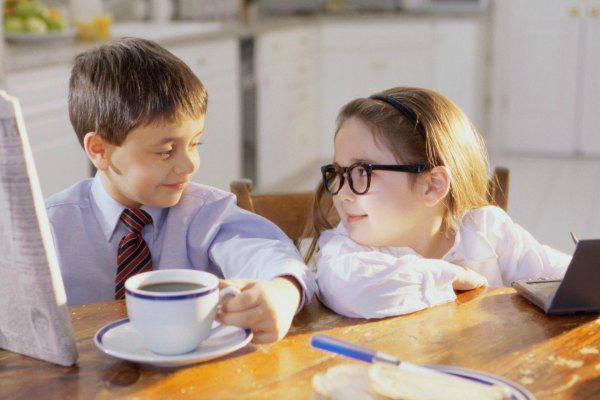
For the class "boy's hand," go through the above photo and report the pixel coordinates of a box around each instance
[216,277,302,344]
[452,267,488,291]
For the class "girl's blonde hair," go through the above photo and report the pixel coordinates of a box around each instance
[304,86,491,262]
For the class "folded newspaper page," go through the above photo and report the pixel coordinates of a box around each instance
[0,91,77,366]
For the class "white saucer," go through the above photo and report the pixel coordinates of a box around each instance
[94,318,253,367]
[428,365,535,400]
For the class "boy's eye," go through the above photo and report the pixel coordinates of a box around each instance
[191,141,203,148]
[157,150,172,159]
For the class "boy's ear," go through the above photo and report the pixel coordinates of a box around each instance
[83,132,111,171]
[421,166,451,207]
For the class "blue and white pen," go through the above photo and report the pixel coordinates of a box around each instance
[310,334,512,399]
[310,333,441,377]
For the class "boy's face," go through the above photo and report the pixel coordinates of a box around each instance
[101,116,205,208]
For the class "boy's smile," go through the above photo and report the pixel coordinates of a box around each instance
[96,116,205,208]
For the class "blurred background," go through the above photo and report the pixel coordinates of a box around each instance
[1,0,598,253]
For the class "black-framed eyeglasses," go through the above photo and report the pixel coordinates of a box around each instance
[321,162,427,195]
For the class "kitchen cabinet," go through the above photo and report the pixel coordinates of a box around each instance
[318,18,484,159]
[580,0,600,155]
[170,39,242,190]
[4,64,90,198]
[255,26,320,190]
[492,0,600,155]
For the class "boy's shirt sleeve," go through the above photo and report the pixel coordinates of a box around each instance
[191,194,317,309]
[316,226,461,319]
[474,206,571,285]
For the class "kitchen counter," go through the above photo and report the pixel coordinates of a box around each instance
[2,10,486,72]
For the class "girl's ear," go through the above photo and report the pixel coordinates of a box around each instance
[83,132,111,171]
[421,166,451,207]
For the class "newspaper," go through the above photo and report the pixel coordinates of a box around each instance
[0,91,78,366]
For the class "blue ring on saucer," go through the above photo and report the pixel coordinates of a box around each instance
[96,318,129,346]
[94,318,254,363]
[125,286,217,300]
[428,365,534,400]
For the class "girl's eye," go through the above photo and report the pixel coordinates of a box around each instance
[357,167,368,177]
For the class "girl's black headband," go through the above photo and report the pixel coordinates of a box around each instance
[369,94,426,140]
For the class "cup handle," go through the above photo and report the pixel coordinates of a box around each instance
[210,286,242,337]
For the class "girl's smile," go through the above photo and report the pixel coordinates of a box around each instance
[345,213,368,224]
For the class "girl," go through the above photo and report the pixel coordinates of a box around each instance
[308,87,570,319]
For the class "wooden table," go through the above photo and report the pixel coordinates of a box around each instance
[1,287,599,399]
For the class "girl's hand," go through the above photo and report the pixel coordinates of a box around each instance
[216,277,302,344]
[452,267,488,291]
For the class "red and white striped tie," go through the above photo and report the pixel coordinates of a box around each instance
[114,208,153,300]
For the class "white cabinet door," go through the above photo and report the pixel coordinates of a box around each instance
[170,39,241,190]
[432,19,483,129]
[256,26,320,190]
[26,112,91,197]
[319,20,434,159]
[580,0,600,155]
[318,19,483,160]
[5,65,90,198]
[495,0,584,154]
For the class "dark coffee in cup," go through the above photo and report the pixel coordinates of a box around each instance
[139,282,205,293]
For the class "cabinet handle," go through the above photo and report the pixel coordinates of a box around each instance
[590,6,600,17]
[568,5,579,17]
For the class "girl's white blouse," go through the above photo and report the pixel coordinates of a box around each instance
[316,206,571,319]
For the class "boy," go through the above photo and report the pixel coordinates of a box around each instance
[45,38,317,344]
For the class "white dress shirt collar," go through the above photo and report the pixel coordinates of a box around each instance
[90,173,165,242]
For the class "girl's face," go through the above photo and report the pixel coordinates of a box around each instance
[332,117,428,247]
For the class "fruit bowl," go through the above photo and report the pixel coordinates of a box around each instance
[4,27,76,44]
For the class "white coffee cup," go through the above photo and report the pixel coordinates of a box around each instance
[125,269,240,355]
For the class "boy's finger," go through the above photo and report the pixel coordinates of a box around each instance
[251,331,278,344]
[221,285,261,312]
[252,317,275,332]
[216,305,265,328]
[219,278,255,290]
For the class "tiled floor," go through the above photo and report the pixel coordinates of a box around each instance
[263,154,600,255]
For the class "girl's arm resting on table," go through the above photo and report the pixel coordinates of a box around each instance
[489,209,571,285]
[316,251,465,319]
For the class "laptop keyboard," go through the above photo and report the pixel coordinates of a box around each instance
[529,281,560,301]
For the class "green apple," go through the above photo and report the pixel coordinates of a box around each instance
[3,16,26,33]
[24,16,48,34]
[46,17,66,31]
[46,9,67,31]
[13,1,49,19]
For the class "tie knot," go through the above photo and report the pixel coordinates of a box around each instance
[120,208,153,234]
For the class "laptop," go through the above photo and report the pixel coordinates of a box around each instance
[512,239,600,315]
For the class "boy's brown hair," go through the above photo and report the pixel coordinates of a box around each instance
[69,37,208,146]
